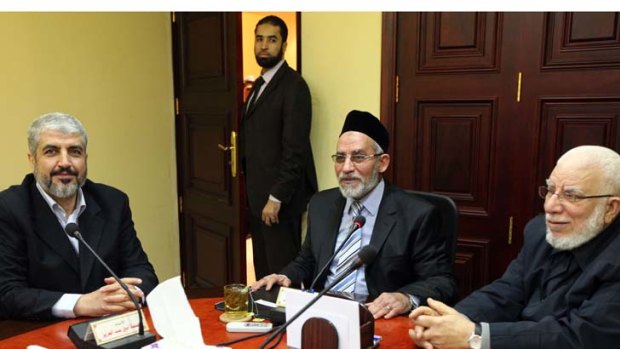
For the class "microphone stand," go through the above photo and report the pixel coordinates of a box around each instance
[65,223,156,349]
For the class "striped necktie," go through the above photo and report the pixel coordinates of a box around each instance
[331,201,364,293]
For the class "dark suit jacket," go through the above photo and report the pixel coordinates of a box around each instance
[0,174,158,320]
[280,185,457,304]
[239,61,317,219]
[456,214,620,348]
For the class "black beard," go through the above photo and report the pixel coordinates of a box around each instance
[255,47,285,69]
[256,56,279,69]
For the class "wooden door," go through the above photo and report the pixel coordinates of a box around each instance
[383,12,620,299]
[173,13,244,297]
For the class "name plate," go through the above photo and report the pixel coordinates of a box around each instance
[84,310,149,345]
[276,286,291,307]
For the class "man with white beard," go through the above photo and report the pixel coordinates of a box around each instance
[252,110,457,319]
[409,145,620,349]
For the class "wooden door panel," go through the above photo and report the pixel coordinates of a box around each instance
[185,112,234,200]
[417,101,494,216]
[394,13,512,295]
[174,12,243,298]
[180,14,228,91]
[183,214,234,289]
[543,13,620,69]
[454,239,490,301]
[418,13,502,72]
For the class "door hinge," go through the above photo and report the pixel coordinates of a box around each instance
[181,271,186,286]
[508,216,513,245]
[395,75,400,104]
[516,72,522,102]
[179,196,183,213]
[175,97,180,116]
[171,12,176,23]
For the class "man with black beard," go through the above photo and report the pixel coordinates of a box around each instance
[239,15,317,279]
[0,112,157,320]
[410,145,620,349]
[252,110,457,319]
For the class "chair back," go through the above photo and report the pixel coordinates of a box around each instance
[408,191,459,265]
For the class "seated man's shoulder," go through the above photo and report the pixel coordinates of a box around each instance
[0,177,34,211]
[310,187,342,203]
[82,179,128,202]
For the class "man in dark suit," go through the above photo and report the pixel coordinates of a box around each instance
[410,145,620,349]
[252,110,457,319]
[239,15,317,279]
[0,112,158,320]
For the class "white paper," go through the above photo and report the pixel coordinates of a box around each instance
[285,289,360,349]
[146,276,227,349]
[254,299,277,308]
[141,337,223,349]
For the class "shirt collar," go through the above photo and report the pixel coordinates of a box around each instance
[346,179,385,217]
[261,59,285,84]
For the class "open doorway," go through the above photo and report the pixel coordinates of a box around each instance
[241,12,300,285]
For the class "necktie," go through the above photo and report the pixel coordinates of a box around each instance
[246,76,265,111]
[332,201,364,293]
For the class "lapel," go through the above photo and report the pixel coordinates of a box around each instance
[369,186,397,252]
[320,195,347,267]
[244,61,289,119]
[30,184,80,274]
[77,187,105,290]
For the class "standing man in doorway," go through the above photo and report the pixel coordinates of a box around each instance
[239,15,318,279]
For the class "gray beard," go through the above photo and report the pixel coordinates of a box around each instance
[338,167,381,200]
[546,202,606,250]
[34,168,85,199]
[47,181,79,199]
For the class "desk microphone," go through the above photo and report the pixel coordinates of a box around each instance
[65,223,156,349]
[258,245,378,349]
[308,215,365,292]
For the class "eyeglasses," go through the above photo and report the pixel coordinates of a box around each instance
[538,186,614,203]
[331,153,384,164]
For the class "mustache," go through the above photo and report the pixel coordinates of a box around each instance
[339,174,361,181]
[51,166,78,176]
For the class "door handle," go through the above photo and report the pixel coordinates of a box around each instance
[217,131,237,177]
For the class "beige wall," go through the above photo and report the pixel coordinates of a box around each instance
[302,12,382,190]
[0,13,179,280]
[0,12,382,283]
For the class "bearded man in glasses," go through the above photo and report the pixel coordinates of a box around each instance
[410,145,620,349]
[252,110,457,319]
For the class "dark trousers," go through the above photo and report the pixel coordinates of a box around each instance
[249,213,302,279]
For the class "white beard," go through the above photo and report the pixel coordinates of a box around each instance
[546,202,606,250]
[338,165,381,200]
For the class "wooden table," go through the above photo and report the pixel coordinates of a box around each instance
[0,298,415,348]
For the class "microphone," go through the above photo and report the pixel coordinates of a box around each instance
[259,245,378,349]
[308,215,366,292]
[65,223,156,349]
